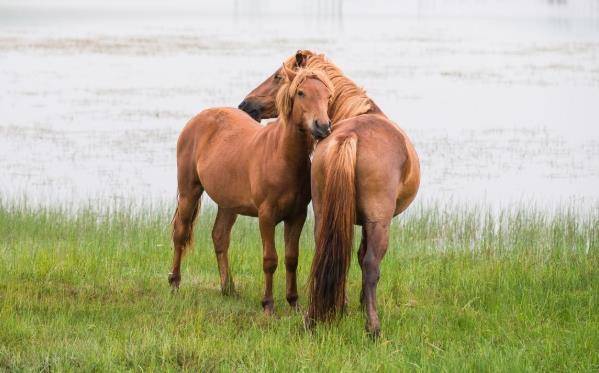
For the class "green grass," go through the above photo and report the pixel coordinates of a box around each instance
[0,199,597,371]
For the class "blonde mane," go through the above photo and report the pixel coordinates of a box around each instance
[275,67,334,126]
[284,51,373,124]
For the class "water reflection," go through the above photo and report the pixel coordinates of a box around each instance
[0,0,598,208]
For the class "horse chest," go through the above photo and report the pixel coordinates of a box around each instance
[250,163,310,216]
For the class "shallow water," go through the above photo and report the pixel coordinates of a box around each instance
[1,0,598,209]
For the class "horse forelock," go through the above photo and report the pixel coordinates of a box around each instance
[286,51,373,123]
[275,67,334,124]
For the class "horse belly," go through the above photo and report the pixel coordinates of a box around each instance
[204,186,258,215]
[197,157,258,216]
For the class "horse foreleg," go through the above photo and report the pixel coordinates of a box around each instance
[170,187,203,290]
[212,207,238,295]
[258,211,278,316]
[361,220,390,338]
[283,210,306,309]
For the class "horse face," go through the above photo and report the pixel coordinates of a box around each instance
[239,50,311,121]
[292,77,332,140]
[239,67,284,121]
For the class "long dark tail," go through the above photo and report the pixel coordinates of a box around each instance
[307,135,357,322]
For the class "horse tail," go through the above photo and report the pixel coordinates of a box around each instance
[307,135,357,322]
[171,187,202,257]
[171,124,203,258]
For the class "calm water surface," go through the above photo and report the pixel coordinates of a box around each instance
[1,0,598,209]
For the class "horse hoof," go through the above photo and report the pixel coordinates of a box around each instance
[168,272,180,290]
[221,288,236,296]
[262,300,274,316]
[286,295,299,310]
[366,322,381,339]
[263,307,274,317]
[221,282,236,296]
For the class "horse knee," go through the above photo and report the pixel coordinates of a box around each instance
[284,255,298,272]
[211,230,227,253]
[263,255,278,274]
[362,257,381,286]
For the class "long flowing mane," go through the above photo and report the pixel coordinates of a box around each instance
[275,67,334,126]
[285,51,374,124]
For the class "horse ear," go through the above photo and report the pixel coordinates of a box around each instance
[295,50,308,67]
[282,63,297,83]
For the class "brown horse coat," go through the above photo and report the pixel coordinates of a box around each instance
[241,51,420,336]
[311,115,419,225]
[170,67,333,314]
[178,108,311,218]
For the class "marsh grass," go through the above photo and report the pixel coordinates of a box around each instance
[0,199,597,371]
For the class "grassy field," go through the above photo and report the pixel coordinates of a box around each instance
[0,199,597,371]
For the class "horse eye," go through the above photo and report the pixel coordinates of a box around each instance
[274,75,281,81]
[298,90,304,97]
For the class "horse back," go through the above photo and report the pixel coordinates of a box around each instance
[319,114,420,222]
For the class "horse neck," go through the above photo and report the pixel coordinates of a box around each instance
[274,117,314,163]
[306,58,385,122]
[328,83,381,123]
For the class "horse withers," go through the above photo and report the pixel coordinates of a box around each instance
[171,66,333,315]
[240,50,420,337]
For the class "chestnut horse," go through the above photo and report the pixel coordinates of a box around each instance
[240,51,420,336]
[170,66,333,315]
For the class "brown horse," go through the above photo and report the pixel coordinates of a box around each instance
[170,66,333,315]
[240,50,384,123]
[240,51,420,336]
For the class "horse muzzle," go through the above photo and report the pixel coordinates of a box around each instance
[238,100,262,122]
[311,122,332,140]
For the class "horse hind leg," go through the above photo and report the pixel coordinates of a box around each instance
[212,207,238,295]
[361,220,391,338]
[357,226,368,309]
[170,185,203,290]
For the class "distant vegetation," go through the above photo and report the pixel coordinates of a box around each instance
[1,200,597,371]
